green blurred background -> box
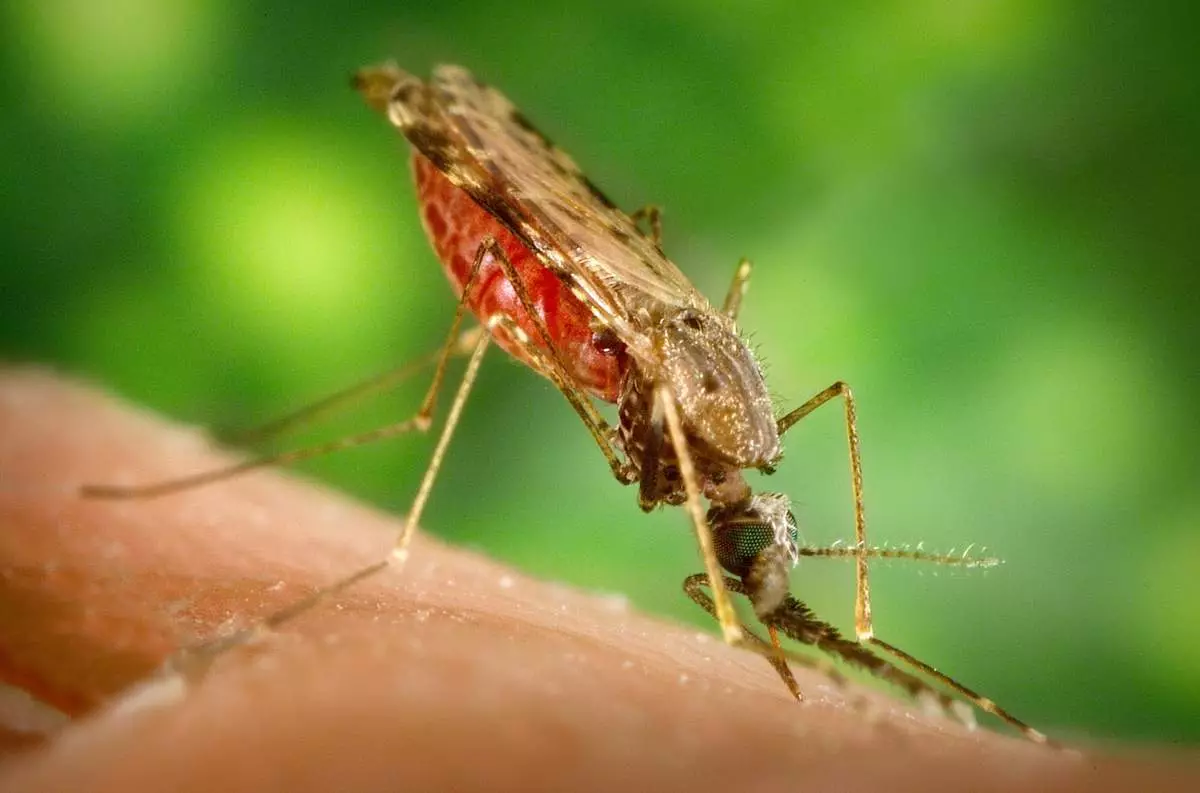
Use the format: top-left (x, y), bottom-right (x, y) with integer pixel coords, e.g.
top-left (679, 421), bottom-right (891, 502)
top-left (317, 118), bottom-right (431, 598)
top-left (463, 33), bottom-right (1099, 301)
top-left (3, 1), bottom-right (1197, 744)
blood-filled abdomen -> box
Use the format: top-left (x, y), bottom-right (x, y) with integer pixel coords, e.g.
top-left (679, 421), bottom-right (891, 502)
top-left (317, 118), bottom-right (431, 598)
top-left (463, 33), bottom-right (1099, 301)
top-left (412, 153), bottom-right (625, 403)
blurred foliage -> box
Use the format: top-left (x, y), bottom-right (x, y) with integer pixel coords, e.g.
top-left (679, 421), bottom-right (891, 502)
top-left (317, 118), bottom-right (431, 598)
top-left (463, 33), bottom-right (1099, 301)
top-left (2, 0), bottom-right (1197, 744)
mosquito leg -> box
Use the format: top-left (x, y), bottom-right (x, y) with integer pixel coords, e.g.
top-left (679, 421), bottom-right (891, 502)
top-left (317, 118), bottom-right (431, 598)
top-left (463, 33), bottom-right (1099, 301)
top-left (173, 253), bottom-right (557, 673)
top-left (480, 312), bottom-right (637, 490)
top-left (392, 318), bottom-right (492, 559)
top-left (776, 382), bottom-right (872, 641)
top-left (168, 325), bottom-right (494, 676)
top-left (657, 386), bottom-right (743, 648)
top-left (722, 258), bottom-right (753, 320)
top-left (78, 225), bottom-right (625, 500)
top-left (105, 240), bottom-right (515, 673)
top-left (634, 393), bottom-right (669, 512)
top-left (225, 326), bottom-right (483, 447)
top-left (79, 245), bottom-right (496, 501)
top-left (629, 205), bottom-right (663, 247)
top-left (159, 335), bottom-right (491, 676)
top-left (144, 235), bottom-right (618, 674)
top-left (767, 627), bottom-right (794, 690)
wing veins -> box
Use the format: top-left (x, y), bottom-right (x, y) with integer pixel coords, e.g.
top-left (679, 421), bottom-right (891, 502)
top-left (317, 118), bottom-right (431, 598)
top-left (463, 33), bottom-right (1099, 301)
top-left (361, 63), bottom-right (710, 346)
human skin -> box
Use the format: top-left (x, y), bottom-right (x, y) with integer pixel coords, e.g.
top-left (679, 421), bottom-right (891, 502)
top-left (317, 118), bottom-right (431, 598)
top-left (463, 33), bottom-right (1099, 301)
top-left (0, 368), bottom-right (1195, 792)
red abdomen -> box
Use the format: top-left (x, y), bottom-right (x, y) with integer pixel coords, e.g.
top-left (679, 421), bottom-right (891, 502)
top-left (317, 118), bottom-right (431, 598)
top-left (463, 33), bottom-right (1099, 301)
top-left (412, 154), bottom-right (626, 403)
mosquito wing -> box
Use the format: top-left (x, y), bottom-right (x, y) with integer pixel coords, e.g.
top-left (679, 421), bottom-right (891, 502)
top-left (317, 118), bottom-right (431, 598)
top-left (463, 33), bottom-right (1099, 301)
top-left (355, 63), bottom-right (710, 346)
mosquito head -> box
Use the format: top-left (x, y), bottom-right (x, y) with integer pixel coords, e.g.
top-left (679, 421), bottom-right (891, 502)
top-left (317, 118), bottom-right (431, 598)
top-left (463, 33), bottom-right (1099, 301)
top-left (652, 308), bottom-right (779, 467)
top-left (708, 492), bottom-right (799, 578)
top-left (353, 63), bottom-right (413, 114)
top-left (709, 492), bottom-right (799, 616)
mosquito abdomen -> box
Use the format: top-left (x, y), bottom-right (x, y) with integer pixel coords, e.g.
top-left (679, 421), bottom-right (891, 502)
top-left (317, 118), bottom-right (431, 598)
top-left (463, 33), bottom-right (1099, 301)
top-left (413, 153), bottom-right (626, 402)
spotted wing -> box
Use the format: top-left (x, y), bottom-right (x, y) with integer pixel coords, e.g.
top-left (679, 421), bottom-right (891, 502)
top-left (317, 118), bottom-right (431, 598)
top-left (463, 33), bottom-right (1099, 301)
top-left (355, 63), bottom-right (709, 342)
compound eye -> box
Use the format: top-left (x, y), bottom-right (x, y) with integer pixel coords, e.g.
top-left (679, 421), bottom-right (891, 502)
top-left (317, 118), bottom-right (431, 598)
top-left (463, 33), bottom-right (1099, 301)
top-left (710, 506), bottom-right (798, 577)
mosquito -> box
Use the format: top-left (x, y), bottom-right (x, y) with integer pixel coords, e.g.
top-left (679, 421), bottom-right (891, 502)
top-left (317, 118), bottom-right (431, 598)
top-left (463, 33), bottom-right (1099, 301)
top-left (82, 63), bottom-right (1049, 744)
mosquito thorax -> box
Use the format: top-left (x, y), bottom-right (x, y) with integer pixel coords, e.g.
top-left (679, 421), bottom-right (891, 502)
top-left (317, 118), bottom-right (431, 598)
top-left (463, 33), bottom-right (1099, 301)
top-left (649, 308), bottom-right (778, 467)
top-left (708, 492), bottom-right (799, 579)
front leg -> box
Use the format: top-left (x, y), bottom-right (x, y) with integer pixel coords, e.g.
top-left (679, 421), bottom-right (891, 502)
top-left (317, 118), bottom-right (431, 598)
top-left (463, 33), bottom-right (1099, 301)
top-left (776, 382), bottom-right (872, 639)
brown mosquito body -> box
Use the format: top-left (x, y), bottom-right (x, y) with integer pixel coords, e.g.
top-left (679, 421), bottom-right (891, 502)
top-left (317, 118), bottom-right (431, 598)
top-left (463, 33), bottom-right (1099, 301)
top-left (81, 63), bottom-right (1050, 744)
